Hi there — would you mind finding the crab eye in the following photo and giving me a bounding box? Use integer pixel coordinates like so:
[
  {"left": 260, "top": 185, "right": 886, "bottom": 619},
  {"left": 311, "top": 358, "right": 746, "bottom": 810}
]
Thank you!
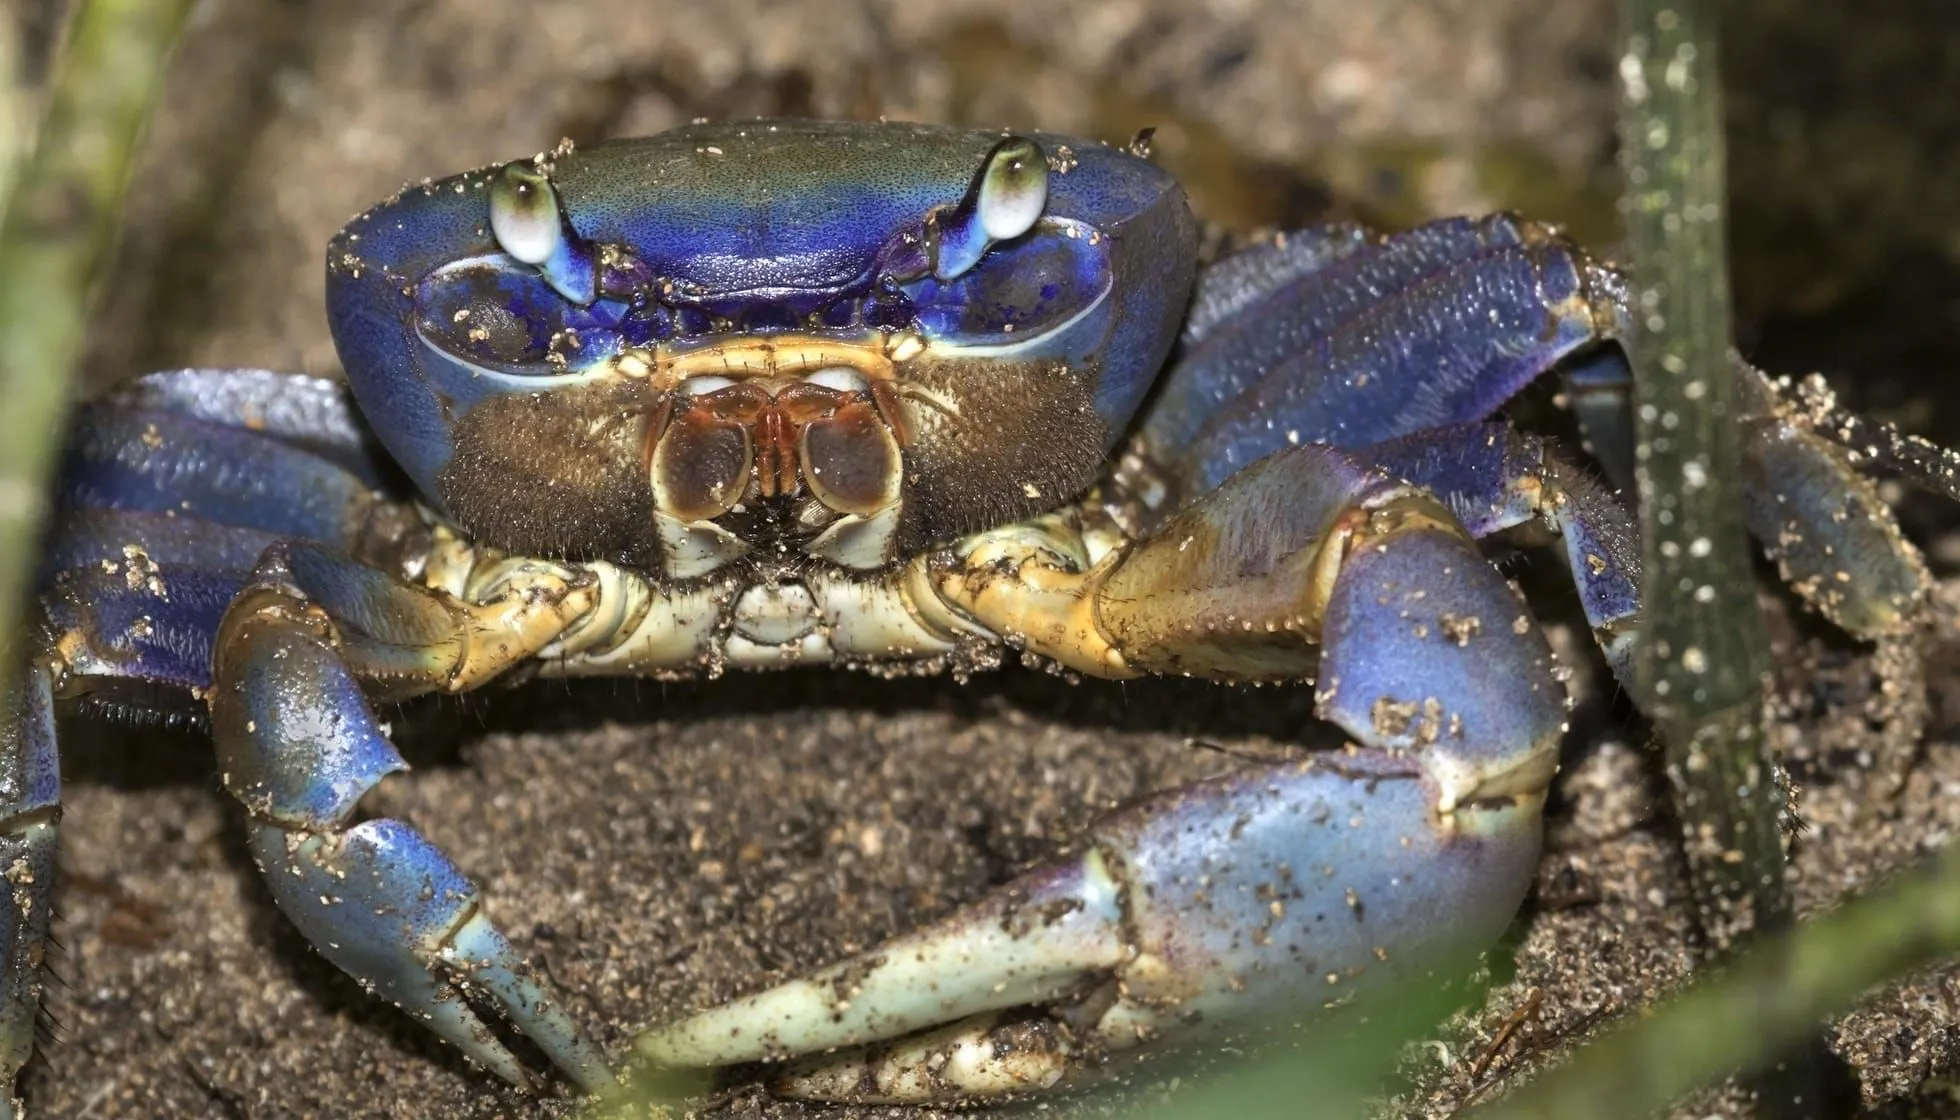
[
  {"left": 930, "top": 136, "right": 1049, "bottom": 281},
  {"left": 488, "top": 162, "right": 598, "bottom": 305},
  {"left": 976, "top": 137, "right": 1047, "bottom": 241},
  {"left": 489, "top": 164, "right": 560, "bottom": 264}
]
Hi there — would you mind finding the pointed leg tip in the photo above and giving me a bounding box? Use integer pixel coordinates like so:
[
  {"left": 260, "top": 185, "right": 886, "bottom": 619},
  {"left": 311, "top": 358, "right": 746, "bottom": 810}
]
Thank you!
[
  {"left": 443, "top": 910, "right": 616, "bottom": 1093},
  {"left": 423, "top": 996, "right": 532, "bottom": 1089}
]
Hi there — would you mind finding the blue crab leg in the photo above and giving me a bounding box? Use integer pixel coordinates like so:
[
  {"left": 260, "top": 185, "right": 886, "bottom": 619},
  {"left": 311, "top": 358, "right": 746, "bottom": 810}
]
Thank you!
[
  {"left": 1736, "top": 371, "right": 1929, "bottom": 640},
  {"left": 1562, "top": 353, "right": 1934, "bottom": 770},
  {"left": 102, "top": 368, "right": 394, "bottom": 486},
  {"left": 2, "top": 552, "right": 372, "bottom": 1116},
  {"left": 1141, "top": 215, "right": 1624, "bottom": 496},
  {"left": 1760, "top": 367, "right": 1960, "bottom": 507},
  {"left": 1731, "top": 364, "right": 1935, "bottom": 761},
  {"left": 8, "top": 539, "right": 312, "bottom": 1116},
  {"left": 44, "top": 369, "right": 400, "bottom": 586},
  {"left": 58, "top": 403, "right": 381, "bottom": 546},
  {"left": 1538, "top": 347, "right": 1927, "bottom": 638},
  {"left": 5, "top": 366, "right": 398, "bottom": 1111},
  {"left": 41, "top": 507, "right": 280, "bottom": 580},
  {"left": 637, "top": 443, "right": 1565, "bottom": 1100},
  {"left": 207, "top": 543, "right": 611, "bottom": 1091},
  {"left": 1368, "top": 422, "right": 1642, "bottom": 682},
  {"left": 1546, "top": 349, "right": 1928, "bottom": 642},
  {"left": 1175, "top": 223, "right": 1372, "bottom": 345},
  {"left": 10, "top": 372, "right": 612, "bottom": 1104},
  {"left": 31, "top": 376, "right": 399, "bottom": 697},
  {"left": 40, "top": 563, "right": 243, "bottom": 692},
  {"left": 0, "top": 661, "right": 61, "bottom": 1120},
  {"left": 1558, "top": 347, "right": 1639, "bottom": 491}
]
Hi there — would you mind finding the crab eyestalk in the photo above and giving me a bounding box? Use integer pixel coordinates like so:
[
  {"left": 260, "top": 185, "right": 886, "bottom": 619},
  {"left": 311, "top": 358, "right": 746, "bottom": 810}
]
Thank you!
[
  {"left": 925, "top": 135, "right": 1049, "bottom": 281},
  {"left": 489, "top": 160, "right": 598, "bottom": 304}
]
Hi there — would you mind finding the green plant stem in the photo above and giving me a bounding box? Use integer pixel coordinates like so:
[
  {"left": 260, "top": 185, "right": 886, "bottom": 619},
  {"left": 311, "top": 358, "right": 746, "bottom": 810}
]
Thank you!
[
  {"left": 1620, "top": 0, "right": 1785, "bottom": 951},
  {"left": 0, "top": 0, "right": 194, "bottom": 682},
  {"left": 0, "top": 10, "right": 28, "bottom": 218},
  {"left": 1617, "top": 4, "right": 1833, "bottom": 1115}
]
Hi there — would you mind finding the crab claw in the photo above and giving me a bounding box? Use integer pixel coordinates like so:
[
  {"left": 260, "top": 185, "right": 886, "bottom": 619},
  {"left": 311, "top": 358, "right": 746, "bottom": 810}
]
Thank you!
[
  {"left": 637, "top": 445, "right": 1563, "bottom": 1100},
  {"left": 210, "top": 544, "right": 613, "bottom": 1092},
  {"left": 638, "top": 752, "right": 1542, "bottom": 1099}
]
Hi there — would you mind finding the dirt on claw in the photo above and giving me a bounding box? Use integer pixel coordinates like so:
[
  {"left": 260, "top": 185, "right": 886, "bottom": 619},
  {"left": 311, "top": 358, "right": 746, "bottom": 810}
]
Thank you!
[{"left": 29, "top": 0, "right": 1960, "bottom": 1116}]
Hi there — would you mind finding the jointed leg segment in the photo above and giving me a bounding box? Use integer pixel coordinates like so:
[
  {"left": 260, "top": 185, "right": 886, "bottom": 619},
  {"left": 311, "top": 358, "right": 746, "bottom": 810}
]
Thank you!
[
  {"left": 0, "top": 664, "right": 59, "bottom": 1120},
  {"left": 209, "top": 542, "right": 612, "bottom": 1091}
]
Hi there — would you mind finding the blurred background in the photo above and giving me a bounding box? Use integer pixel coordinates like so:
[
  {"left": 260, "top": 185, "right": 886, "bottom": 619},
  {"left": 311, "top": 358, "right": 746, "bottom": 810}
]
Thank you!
[{"left": 15, "top": 0, "right": 1960, "bottom": 1115}]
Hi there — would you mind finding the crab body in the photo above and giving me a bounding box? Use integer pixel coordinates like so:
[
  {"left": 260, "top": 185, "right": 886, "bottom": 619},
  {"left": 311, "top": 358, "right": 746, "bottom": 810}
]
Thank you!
[
  {"left": 329, "top": 121, "right": 1193, "bottom": 578},
  {"left": 0, "top": 119, "right": 1938, "bottom": 1112}
]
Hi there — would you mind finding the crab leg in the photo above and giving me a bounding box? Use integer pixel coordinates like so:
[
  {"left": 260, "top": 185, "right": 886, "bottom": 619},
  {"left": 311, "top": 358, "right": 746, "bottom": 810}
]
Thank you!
[
  {"left": 0, "top": 661, "right": 60, "bottom": 1120},
  {"left": 1367, "top": 422, "right": 1642, "bottom": 681},
  {"left": 1734, "top": 364, "right": 1930, "bottom": 638},
  {"left": 208, "top": 542, "right": 613, "bottom": 1091},
  {"left": 11, "top": 369, "right": 637, "bottom": 1098},
  {"left": 0, "top": 372, "right": 416, "bottom": 1115},
  {"left": 636, "top": 443, "right": 1565, "bottom": 1100},
  {"left": 40, "top": 367, "right": 405, "bottom": 593},
  {"left": 1548, "top": 349, "right": 1933, "bottom": 748},
  {"left": 2, "top": 556, "right": 308, "bottom": 1120},
  {"left": 1141, "top": 214, "right": 1624, "bottom": 497},
  {"left": 1151, "top": 212, "right": 1927, "bottom": 682},
  {"left": 1532, "top": 350, "right": 1928, "bottom": 641},
  {"left": 1558, "top": 347, "right": 1640, "bottom": 490},
  {"left": 57, "top": 402, "right": 382, "bottom": 548}
]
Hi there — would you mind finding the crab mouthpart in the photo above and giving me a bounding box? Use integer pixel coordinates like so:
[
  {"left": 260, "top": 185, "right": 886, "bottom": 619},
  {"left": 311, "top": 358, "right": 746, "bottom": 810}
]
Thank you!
[{"left": 640, "top": 333, "right": 916, "bottom": 542}]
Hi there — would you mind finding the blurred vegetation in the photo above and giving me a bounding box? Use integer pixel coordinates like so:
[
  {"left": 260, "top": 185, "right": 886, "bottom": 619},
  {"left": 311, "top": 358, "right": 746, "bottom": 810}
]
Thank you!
[{"left": 0, "top": 0, "right": 195, "bottom": 697}]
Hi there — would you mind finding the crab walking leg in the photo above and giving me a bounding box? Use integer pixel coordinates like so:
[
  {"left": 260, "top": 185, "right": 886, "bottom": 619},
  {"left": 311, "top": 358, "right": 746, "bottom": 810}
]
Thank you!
[
  {"left": 57, "top": 402, "right": 384, "bottom": 547},
  {"left": 101, "top": 369, "right": 397, "bottom": 487},
  {"left": 1733, "top": 363, "right": 1935, "bottom": 770},
  {"left": 1143, "top": 214, "right": 1625, "bottom": 498},
  {"left": 637, "top": 444, "right": 1565, "bottom": 1100},
  {"left": 0, "top": 661, "right": 60, "bottom": 1120},
  {"left": 1558, "top": 347, "right": 1639, "bottom": 492},
  {"left": 208, "top": 543, "right": 613, "bottom": 1091},
  {"left": 1, "top": 561, "right": 262, "bottom": 1115},
  {"left": 0, "top": 536, "right": 384, "bottom": 1113},
  {"left": 1550, "top": 352, "right": 1927, "bottom": 639},
  {"left": 1730, "top": 365, "right": 1931, "bottom": 638},
  {"left": 1557, "top": 351, "right": 1932, "bottom": 749},
  {"left": 1366, "top": 422, "right": 1642, "bottom": 682}
]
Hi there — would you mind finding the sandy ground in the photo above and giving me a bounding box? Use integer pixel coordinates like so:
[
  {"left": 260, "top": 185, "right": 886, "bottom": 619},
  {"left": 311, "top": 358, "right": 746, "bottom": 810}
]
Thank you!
[{"left": 19, "top": 0, "right": 1960, "bottom": 1116}]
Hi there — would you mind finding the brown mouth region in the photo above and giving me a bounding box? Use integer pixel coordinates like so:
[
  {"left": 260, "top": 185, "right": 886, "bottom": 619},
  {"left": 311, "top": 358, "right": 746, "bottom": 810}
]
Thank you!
[{"left": 638, "top": 334, "right": 918, "bottom": 527}]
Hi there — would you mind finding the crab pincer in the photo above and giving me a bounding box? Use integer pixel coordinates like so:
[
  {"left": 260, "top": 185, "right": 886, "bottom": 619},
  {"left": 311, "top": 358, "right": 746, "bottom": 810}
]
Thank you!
[
  {"left": 208, "top": 542, "right": 615, "bottom": 1092},
  {"left": 638, "top": 443, "right": 1564, "bottom": 1099}
]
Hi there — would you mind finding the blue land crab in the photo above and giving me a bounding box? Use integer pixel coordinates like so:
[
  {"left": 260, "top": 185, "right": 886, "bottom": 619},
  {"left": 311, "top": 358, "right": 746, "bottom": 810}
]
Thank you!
[{"left": 0, "top": 118, "right": 1941, "bottom": 1112}]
